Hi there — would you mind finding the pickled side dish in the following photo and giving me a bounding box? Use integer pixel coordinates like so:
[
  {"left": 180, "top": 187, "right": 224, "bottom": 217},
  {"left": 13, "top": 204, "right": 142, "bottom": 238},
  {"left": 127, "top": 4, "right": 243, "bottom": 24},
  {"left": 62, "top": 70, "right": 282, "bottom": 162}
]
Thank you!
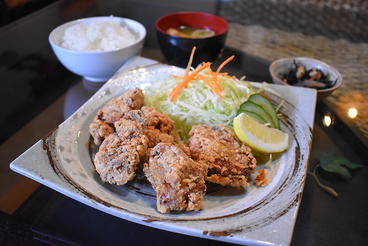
[{"left": 280, "top": 60, "right": 337, "bottom": 90}]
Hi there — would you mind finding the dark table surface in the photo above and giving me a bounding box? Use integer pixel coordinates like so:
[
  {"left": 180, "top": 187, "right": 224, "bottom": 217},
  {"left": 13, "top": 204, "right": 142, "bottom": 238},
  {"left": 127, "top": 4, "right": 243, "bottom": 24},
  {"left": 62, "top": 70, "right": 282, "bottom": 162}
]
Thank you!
[{"left": 1, "top": 0, "right": 367, "bottom": 245}]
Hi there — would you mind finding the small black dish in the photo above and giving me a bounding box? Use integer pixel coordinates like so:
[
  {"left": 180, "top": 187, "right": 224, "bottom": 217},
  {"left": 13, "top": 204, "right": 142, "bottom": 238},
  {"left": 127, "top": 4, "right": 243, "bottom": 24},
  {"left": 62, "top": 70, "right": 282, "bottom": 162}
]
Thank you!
[{"left": 156, "top": 12, "right": 229, "bottom": 68}]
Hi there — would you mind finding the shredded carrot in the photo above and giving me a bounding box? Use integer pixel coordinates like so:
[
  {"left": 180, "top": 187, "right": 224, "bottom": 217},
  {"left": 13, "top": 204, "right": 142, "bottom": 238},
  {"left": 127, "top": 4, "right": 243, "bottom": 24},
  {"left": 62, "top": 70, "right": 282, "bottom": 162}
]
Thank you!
[
  {"left": 203, "top": 67, "right": 222, "bottom": 98},
  {"left": 170, "top": 47, "right": 197, "bottom": 88},
  {"left": 171, "top": 75, "right": 182, "bottom": 79},
  {"left": 185, "top": 47, "right": 196, "bottom": 77},
  {"left": 169, "top": 47, "right": 196, "bottom": 101},
  {"left": 170, "top": 62, "right": 210, "bottom": 101},
  {"left": 197, "top": 74, "right": 218, "bottom": 93},
  {"left": 216, "top": 55, "right": 234, "bottom": 74},
  {"left": 208, "top": 55, "right": 235, "bottom": 99},
  {"left": 169, "top": 48, "right": 235, "bottom": 101},
  {"left": 195, "top": 63, "right": 224, "bottom": 98}
]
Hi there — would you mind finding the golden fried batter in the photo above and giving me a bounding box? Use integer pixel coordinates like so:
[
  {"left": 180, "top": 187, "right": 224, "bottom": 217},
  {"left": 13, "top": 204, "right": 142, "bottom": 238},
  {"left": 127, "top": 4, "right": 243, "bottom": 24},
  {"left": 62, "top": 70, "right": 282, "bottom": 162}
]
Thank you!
[
  {"left": 89, "top": 88, "right": 144, "bottom": 145},
  {"left": 124, "top": 107, "right": 190, "bottom": 158},
  {"left": 93, "top": 119, "right": 149, "bottom": 185},
  {"left": 93, "top": 105, "right": 188, "bottom": 188},
  {"left": 114, "top": 118, "right": 149, "bottom": 158},
  {"left": 89, "top": 118, "right": 114, "bottom": 146},
  {"left": 187, "top": 125, "right": 257, "bottom": 188},
  {"left": 141, "top": 107, "right": 182, "bottom": 143},
  {"left": 144, "top": 143, "right": 206, "bottom": 213},
  {"left": 254, "top": 169, "right": 269, "bottom": 187}
]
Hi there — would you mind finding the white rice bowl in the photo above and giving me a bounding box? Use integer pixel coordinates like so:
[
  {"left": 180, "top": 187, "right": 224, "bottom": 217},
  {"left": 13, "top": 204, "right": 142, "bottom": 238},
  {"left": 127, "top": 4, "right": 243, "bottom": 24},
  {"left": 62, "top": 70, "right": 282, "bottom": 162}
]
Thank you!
[
  {"left": 61, "top": 16, "right": 137, "bottom": 52},
  {"left": 49, "top": 16, "right": 146, "bottom": 81}
]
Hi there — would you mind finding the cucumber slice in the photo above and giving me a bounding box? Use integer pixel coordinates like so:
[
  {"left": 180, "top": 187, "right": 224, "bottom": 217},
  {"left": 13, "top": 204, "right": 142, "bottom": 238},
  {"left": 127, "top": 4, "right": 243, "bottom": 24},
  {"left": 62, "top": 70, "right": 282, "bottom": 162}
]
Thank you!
[
  {"left": 248, "top": 93, "right": 280, "bottom": 129},
  {"left": 237, "top": 110, "right": 269, "bottom": 126},
  {"left": 238, "top": 101, "right": 277, "bottom": 128}
]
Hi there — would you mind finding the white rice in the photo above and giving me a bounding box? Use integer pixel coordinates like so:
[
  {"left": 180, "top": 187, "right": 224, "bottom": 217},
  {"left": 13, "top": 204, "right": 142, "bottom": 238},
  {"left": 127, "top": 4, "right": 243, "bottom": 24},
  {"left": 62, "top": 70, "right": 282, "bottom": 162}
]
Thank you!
[{"left": 61, "top": 16, "right": 137, "bottom": 52}]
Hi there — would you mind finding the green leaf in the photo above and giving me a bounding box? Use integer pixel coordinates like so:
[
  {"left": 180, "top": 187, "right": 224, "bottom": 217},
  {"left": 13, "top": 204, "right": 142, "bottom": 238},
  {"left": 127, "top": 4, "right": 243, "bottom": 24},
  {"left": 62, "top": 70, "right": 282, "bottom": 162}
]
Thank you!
[
  {"left": 333, "top": 157, "right": 363, "bottom": 169},
  {"left": 321, "top": 160, "right": 352, "bottom": 177},
  {"left": 318, "top": 149, "right": 363, "bottom": 177}
]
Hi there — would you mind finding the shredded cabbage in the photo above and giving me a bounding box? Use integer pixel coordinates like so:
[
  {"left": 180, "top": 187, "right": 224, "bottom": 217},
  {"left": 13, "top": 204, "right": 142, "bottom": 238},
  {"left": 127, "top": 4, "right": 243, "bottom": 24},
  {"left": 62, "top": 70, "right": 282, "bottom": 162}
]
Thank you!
[{"left": 144, "top": 66, "right": 265, "bottom": 141}]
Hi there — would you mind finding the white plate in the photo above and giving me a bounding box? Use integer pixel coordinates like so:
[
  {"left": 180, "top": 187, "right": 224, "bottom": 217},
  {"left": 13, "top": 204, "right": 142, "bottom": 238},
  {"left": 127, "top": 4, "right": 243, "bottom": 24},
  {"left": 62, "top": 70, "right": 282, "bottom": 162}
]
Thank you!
[{"left": 10, "top": 57, "right": 316, "bottom": 246}]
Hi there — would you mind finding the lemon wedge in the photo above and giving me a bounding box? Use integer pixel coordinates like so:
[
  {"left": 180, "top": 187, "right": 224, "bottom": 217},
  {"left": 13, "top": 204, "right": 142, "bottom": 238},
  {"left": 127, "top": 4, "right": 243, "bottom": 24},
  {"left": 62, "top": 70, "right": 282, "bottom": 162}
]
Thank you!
[{"left": 233, "top": 113, "right": 289, "bottom": 153}]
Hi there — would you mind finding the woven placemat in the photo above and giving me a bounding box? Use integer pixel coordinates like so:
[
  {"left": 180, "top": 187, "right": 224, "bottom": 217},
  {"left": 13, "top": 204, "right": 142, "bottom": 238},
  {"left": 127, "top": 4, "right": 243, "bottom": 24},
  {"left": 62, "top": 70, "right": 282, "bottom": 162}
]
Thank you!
[
  {"left": 225, "top": 23, "right": 368, "bottom": 137},
  {"left": 218, "top": 0, "right": 368, "bottom": 42}
]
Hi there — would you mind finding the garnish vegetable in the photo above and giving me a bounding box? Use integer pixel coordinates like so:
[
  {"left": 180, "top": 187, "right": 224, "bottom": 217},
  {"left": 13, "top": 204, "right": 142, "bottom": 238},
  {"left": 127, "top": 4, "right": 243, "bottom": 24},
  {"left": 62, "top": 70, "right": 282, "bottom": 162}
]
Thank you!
[
  {"left": 233, "top": 113, "right": 288, "bottom": 154},
  {"left": 170, "top": 47, "right": 234, "bottom": 101},
  {"left": 237, "top": 101, "right": 276, "bottom": 128},
  {"left": 237, "top": 93, "right": 281, "bottom": 129},
  {"left": 144, "top": 47, "right": 261, "bottom": 140}
]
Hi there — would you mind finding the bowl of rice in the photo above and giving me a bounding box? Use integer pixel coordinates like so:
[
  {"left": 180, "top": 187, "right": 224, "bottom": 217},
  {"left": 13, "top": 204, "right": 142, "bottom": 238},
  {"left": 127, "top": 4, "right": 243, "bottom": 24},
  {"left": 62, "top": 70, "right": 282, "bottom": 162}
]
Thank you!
[{"left": 49, "top": 16, "right": 146, "bottom": 82}]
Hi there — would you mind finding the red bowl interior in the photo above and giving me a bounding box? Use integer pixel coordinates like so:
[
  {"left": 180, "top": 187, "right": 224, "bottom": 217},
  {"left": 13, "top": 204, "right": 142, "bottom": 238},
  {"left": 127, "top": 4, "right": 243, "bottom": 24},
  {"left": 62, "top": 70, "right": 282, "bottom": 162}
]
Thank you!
[{"left": 156, "top": 11, "right": 228, "bottom": 36}]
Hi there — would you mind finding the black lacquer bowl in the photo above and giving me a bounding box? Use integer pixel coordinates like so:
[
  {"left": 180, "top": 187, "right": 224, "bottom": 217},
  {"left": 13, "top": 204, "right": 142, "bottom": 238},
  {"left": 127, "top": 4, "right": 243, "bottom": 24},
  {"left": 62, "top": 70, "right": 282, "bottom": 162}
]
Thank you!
[{"left": 156, "top": 12, "right": 229, "bottom": 68}]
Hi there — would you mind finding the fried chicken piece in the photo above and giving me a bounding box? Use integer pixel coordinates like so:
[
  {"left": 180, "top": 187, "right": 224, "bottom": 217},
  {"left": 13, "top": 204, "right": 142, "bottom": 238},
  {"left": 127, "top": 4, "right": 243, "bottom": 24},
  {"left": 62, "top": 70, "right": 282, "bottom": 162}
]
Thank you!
[
  {"left": 140, "top": 107, "right": 182, "bottom": 143},
  {"left": 93, "top": 104, "right": 189, "bottom": 188},
  {"left": 187, "top": 125, "right": 257, "bottom": 188},
  {"left": 89, "top": 87, "right": 144, "bottom": 145},
  {"left": 144, "top": 143, "right": 206, "bottom": 213},
  {"left": 114, "top": 118, "right": 149, "bottom": 157},
  {"left": 123, "top": 107, "right": 190, "bottom": 158},
  {"left": 142, "top": 107, "right": 190, "bottom": 156},
  {"left": 254, "top": 169, "right": 269, "bottom": 187},
  {"left": 93, "top": 119, "right": 149, "bottom": 185},
  {"left": 89, "top": 118, "right": 114, "bottom": 146}
]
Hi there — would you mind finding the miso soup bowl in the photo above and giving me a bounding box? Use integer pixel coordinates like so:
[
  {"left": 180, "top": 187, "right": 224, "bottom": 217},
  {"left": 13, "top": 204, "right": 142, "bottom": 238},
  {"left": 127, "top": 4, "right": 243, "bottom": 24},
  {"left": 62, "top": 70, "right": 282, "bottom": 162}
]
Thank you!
[
  {"left": 49, "top": 16, "right": 146, "bottom": 82},
  {"left": 156, "top": 12, "right": 229, "bottom": 68}
]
